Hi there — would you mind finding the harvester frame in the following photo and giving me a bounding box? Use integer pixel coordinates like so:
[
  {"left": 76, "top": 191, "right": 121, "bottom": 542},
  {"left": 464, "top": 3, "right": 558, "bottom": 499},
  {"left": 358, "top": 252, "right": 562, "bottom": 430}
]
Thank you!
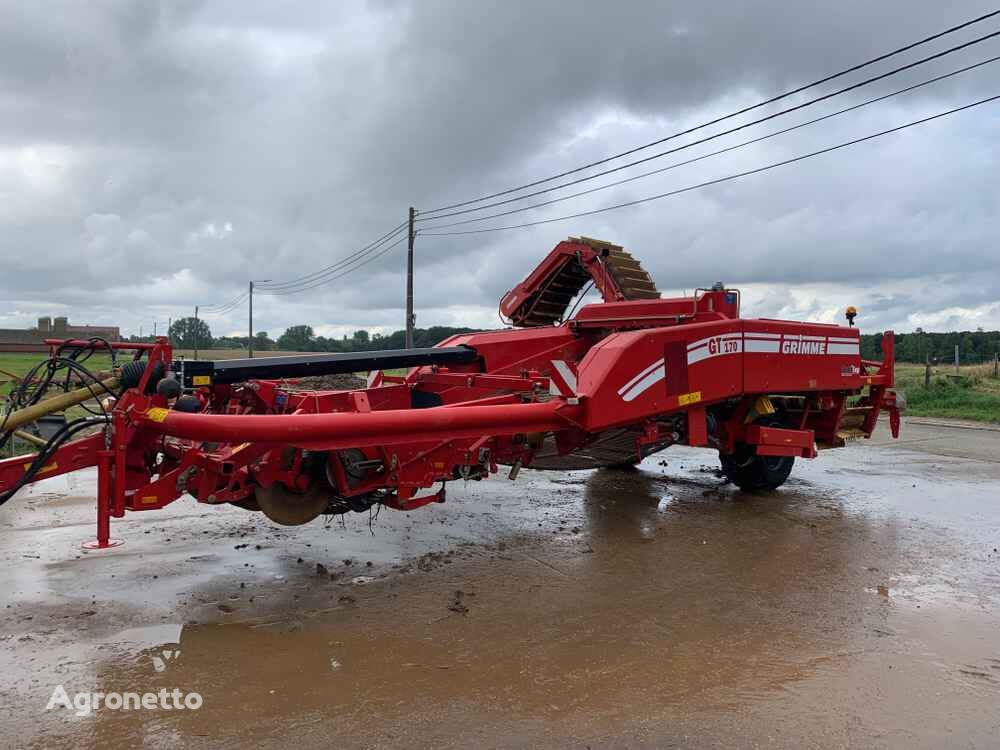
[{"left": 0, "top": 237, "right": 901, "bottom": 547}]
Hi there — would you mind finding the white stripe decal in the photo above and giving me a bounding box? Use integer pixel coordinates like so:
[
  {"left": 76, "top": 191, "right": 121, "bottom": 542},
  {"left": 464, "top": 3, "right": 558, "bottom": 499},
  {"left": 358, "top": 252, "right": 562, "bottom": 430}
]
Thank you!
[
  {"left": 618, "top": 330, "right": 860, "bottom": 401},
  {"left": 745, "top": 339, "right": 780, "bottom": 353},
  {"left": 550, "top": 360, "right": 577, "bottom": 394},
  {"left": 827, "top": 343, "right": 861, "bottom": 355},
  {"left": 618, "top": 358, "right": 664, "bottom": 396},
  {"left": 622, "top": 363, "right": 666, "bottom": 402}
]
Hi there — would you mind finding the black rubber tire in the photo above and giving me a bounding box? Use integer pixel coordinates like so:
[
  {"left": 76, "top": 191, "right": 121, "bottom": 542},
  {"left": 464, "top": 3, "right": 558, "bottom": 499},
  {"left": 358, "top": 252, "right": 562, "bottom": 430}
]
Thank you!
[
  {"left": 606, "top": 461, "right": 640, "bottom": 471},
  {"left": 720, "top": 448, "right": 794, "bottom": 491},
  {"left": 720, "top": 418, "right": 795, "bottom": 491}
]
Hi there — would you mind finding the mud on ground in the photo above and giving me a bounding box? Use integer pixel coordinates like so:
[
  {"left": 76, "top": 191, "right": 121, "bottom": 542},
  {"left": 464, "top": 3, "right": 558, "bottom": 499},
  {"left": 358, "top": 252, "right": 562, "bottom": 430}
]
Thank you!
[{"left": 1, "top": 419, "right": 998, "bottom": 748}]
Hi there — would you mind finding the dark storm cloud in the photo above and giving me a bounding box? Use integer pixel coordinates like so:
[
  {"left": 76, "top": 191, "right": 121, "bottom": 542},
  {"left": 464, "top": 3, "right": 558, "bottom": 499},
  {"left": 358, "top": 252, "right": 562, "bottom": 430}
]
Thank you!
[{"left": 1, "top": 0, "right": 998, "bottom": 337}]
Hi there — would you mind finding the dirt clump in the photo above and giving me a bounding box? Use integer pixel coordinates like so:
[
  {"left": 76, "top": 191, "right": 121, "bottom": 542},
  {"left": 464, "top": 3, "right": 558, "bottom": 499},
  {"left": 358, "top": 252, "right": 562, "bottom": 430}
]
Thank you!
[{"left": 283, "top": 373, "right": 366, "bottom": 391}]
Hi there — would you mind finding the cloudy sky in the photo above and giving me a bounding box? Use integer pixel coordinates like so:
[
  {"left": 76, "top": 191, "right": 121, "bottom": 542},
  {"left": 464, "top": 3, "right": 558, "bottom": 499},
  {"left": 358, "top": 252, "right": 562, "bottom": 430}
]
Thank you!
[{"left": 2, "top": 1, "right": 999, "bottom": 340}]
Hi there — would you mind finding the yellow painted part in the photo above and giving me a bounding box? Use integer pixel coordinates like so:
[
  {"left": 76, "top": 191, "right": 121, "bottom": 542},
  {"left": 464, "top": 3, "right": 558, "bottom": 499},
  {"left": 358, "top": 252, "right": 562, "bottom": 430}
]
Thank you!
[
  {"left": 25, "top": 461, "right": 58, "bottom": 475},
  {"left": 755, "top": 396, "right": 776, "bottom": 415},
  {"left": 146, "top": 407, "right": 170, "bottom": 423},
  {"left": 1, "top": 375, "right": 120, "bottom": 432},
  {"left": 745, "top": 395, "right": 776, "bottom": 423}
]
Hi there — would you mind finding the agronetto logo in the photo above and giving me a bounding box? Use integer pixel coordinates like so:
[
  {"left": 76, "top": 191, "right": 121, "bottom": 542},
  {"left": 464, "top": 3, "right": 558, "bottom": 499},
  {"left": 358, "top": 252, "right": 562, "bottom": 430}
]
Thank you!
[{"left": 46, "top": 685, "right": 203, "bottom": 717}]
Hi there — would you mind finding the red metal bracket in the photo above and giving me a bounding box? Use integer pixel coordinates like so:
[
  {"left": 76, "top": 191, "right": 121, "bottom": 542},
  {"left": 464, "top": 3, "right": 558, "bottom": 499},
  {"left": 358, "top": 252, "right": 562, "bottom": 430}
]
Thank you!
[
  {"left": 745, "top": 424, "right": 817, "bottom": 458},
  {"left": 384, "top": 485, "right": 446, "bottom": 511}
]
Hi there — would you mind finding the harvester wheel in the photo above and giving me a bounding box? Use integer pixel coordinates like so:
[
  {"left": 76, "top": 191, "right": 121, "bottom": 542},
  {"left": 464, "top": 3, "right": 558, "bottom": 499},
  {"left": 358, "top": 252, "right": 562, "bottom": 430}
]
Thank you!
[
  {"left": 253, "top": 482, "right": 330, "bottom": 526},
  {"left": 231, "top": 496, "right": 261, "bottom": 512},
  {"left": 720, "top": 419, "right": 794, "bottom": 492}
]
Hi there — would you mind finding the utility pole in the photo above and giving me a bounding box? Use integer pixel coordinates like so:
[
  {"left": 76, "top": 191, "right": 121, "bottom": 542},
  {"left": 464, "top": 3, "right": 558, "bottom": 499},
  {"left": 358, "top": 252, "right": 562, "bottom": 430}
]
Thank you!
[
  {"left": 405, "top": 206, "right": 416, "bottom": 349},
  {"left": 955, "top": 344, "right": 960, "bottom": 375},
  {"left": 167, "top": 317, "right": 172, "bottom": 344},
  {"left": 194, "top": 305, "right": 200, "bottom": 360},
  {"left": 249, "top": 281, "right": 254, "bottom": 359},
  {"left": 153, "top": 321, "right": 157, "bottom": 338},
  {"left": 249, "top": 280, "right": 271, "bottom": 359}
]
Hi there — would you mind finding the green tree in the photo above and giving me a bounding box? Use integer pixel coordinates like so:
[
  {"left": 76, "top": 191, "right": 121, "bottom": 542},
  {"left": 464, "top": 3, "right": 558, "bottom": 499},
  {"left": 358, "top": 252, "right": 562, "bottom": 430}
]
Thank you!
[
  {"left": 277, "top": 325, "right": 315, "bottom": 351},
  {"left": 352, "top": 329, "right": 370, "bottom": 344},
  {"left": 169, "top": 317, "right": 213, "bottom": 349},
  {"left": 253, "top": 331, "right": 274, "bottom": 351}
]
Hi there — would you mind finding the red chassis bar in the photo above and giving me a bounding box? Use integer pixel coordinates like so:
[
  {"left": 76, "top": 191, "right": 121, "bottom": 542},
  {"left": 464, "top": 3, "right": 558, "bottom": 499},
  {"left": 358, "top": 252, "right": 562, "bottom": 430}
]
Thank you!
[{"left": 143, "top": 400, "right": 578, "bottom": 450}]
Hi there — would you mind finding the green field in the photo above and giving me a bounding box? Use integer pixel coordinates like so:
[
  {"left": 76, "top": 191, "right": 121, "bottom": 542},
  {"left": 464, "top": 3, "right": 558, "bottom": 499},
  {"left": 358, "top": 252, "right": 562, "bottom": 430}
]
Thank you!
[
  {"left": 0, "top": 351, "right": 116, "bottom": 397},
  {"left": 894, "top": 362, "right": 1000, "bottom": 424}
]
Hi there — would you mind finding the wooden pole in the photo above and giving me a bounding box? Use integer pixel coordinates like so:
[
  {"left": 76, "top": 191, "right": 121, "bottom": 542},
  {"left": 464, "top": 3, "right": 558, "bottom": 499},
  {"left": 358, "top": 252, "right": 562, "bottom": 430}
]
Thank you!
[
  {"left": 405, "top": 207, "right": 416, "bottom": 349},
  {"left": 925, "top": 354, "right": 931, "bottom": 388},
  {"left": 249, "top": 281, "right": 254, "bottom": 359},
  {"left": 954, "top": 344, "right": 959, "bottom": 375}
]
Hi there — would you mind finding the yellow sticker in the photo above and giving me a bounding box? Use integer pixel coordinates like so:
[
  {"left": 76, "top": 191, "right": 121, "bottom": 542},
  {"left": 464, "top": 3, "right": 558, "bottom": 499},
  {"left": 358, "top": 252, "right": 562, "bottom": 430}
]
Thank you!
[
  {"left": 192, "top": 375, "right": 212, "bottom": 386},
  {"left": 24, "top": 461, "right": 58, "bottom": 475},
  {"left": 146, "top": 407, "right": 170, "bottom": 423},
  {"left": 678, "top": 391, "right": 702, "bottom": 406},
  {"left": 140, "top": 495, "right": 159, "bottom": 504}
]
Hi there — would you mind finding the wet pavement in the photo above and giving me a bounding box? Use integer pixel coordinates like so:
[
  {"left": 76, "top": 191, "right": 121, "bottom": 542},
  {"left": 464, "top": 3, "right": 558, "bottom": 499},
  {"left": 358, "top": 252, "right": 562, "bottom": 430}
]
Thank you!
[{"left": 1, "top": 418, "right": 998, "bottom": 748}]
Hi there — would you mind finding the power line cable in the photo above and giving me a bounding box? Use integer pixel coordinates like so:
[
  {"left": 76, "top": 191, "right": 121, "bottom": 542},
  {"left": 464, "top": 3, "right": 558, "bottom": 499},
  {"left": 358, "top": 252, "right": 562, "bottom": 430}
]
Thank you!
[
  {"left": 192, "top": 222, "right": 407, "bottom": 310},
  {"left": 421, "top": 92, "right": 1000, "bottom": 236},
  {"left": 256, "top": 236, "right": 409, "bottom": 296},
  {"left": 200, "top": 290, "right": 249, "bottom": 312},
  {"left": 420, "top": 9, "right": 1000, "bottom": 215},
  {"left": 419, "top": 31, "right": 1000, "bottom": 225},
  {"left": 200, "top": 291, "right": 250, "bottom": 317},
  {"left": 419, "top": 53, "right": 1000, "bottom": 231},
  {"left": 253, "top": 227, "right": 408, "bottom": 296},
  {"left": 255, "top": 220, "right": 408, "bottom": 291}
]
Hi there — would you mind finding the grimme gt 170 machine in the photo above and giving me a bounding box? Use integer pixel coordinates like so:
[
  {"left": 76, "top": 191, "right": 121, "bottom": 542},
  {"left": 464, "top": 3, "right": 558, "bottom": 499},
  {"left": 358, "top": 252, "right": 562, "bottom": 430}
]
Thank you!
[{"left": 0, "top": 237, "right": 901, "bottom": 548}]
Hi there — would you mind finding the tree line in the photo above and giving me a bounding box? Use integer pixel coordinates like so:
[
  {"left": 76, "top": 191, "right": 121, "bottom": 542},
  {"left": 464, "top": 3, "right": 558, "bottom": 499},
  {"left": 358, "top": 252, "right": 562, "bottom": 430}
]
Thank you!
[
  {"left": 862, "top": 329, "right": 1000, "bottom": 364},
  {"left": 157, "top": 318, "right": 478, "bottom": 353}
]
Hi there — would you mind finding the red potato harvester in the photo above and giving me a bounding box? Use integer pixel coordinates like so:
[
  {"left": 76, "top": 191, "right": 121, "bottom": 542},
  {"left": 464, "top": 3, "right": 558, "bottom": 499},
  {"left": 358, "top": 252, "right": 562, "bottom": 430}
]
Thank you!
[{"left": 0, "top": 237, "right": 901, "bottom": 548}]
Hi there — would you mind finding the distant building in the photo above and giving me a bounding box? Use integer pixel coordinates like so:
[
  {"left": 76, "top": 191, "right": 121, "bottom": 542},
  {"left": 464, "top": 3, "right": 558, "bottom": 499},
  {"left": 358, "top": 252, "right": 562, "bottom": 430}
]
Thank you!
[{"left": 0, "top": 316, "right": 121, "bottom": 353}]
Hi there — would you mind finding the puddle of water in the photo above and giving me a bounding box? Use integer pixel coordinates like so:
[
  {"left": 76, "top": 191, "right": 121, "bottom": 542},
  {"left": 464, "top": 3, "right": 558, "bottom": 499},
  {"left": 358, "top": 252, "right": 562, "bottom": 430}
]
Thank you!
[{"left": 3, "top": 437, "right": 1000, "bottom": 748}]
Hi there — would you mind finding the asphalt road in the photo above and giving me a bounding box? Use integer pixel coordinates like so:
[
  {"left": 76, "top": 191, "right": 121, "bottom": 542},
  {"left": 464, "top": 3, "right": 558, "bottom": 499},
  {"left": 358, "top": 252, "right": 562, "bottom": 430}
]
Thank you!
[{"left": 1, "top": 417, "right": 998, "bottom": 748}]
